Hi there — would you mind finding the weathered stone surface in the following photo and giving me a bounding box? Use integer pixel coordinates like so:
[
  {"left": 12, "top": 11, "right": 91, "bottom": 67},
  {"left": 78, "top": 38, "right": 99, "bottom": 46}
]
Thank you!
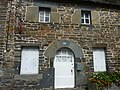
[
  {"left": 72, "top": 9, "right": 81, "bottom": 24},
  {"left": 0, "top": 0, "right": 120, "bottom": 90},
  {"left": 25, "top": 6, "right": 39, "bottom": 22},
  {"left": 50, "top": 12, "right": 59, "bottom": 23}
]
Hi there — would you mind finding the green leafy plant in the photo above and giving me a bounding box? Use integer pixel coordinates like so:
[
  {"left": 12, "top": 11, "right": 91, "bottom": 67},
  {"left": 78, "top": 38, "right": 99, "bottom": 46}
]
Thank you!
[{"left": 89, "top": 72, "right": 120, "bottom": 90}]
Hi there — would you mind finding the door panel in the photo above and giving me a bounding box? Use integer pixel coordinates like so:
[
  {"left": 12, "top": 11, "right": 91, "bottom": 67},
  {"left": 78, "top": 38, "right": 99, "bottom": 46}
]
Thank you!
[{"left": 54, "top": 48, "right": 74, "bottom": 88}]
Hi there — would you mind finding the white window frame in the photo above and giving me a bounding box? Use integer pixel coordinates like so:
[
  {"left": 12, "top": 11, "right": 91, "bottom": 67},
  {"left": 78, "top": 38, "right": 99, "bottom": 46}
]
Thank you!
[
  {"left": 93, "top": 48, "right": 106, "bottom": 72},
  {"left": 81, "top": 11, "right": 91, "bottom": 25},
  {"left": 39, "top": 10, "right": 50, "bottom": 23}
]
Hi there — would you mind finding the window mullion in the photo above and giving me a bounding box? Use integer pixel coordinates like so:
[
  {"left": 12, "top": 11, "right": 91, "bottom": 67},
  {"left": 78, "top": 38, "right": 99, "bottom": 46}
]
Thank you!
[
  {"left": 44, "top": 11, "right": 45, "bottom": 22},
  {"left": 49, "top": 12, "right": 50, "bottom": 22},
  {"left": 88, "top": 15, "right": 90, "bottom": 24},
  {"left": 84, "top": 14, "right": 86, "bottom": 24}
]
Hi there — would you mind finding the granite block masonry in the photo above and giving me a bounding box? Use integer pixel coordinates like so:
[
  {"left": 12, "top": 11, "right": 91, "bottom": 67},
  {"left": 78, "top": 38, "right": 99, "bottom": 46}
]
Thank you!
[{"left": 0, "top": 0, "right": 120, "bottom": 90}]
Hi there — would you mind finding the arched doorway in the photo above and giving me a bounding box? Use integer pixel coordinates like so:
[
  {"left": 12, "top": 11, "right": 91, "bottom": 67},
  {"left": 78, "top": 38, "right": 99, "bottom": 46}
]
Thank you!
[{"left": 54, "top": 48, "right": 75, "bottom": 89}]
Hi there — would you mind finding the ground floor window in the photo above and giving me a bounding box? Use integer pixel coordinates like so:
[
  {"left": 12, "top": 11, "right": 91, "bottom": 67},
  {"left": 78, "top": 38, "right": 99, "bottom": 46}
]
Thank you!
[
  {"left": 20, "top": 47, "right": 39, "bottom": 74},
  {"left": 93, "top": 48, "right": 106, "bottom": 72}
]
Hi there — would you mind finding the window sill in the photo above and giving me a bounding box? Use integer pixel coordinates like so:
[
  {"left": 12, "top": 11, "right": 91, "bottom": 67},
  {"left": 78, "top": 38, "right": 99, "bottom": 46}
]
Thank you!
[
  {"left": 14, "top": 74, "right": 43, "bottom": 81},
  {"left": 80, "top": 23, "right": 91, "bottom": 26},
  {"left": 39, "top": 21, "right": 50, "bottom": 24}
]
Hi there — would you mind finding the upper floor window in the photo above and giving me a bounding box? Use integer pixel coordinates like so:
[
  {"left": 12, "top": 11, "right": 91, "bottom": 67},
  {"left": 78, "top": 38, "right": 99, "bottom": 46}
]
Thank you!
[
  {"left": 81, "top": 11, "right": 91, "bottom": 25},
  {"left": 39, "top": 7, "right": 50, "bottom": 23}
]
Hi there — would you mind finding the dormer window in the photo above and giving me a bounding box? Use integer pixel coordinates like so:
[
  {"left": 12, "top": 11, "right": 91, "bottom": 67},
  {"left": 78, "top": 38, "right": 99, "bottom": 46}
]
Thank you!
[
  {"left": 39, "top": 7, "right": 50, "bottom": 23},
  {"left": 81, "top": 11, "right": 91, "bottom": 25}
]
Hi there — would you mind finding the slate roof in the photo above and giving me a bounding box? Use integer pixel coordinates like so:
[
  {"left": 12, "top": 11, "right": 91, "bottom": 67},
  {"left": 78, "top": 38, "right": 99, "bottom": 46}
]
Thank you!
[
  {"left": 41, "top": 0, "right": 120, "bottom": 7},
  {"left": 82, "top": 0, "right": 120, "bottom": 6}
]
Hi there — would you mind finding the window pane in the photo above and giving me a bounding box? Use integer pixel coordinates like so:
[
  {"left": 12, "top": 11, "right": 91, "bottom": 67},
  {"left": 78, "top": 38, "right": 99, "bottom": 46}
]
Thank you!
[
  {"left": 40, "top": 11, "right": 44, "bottom": 16},
  {"left": 56, "top": 56, "right": 61, "bottom": 62},
  {"left": 85, "top": 19, "right": 89, "bottom": 24},
  {"left": 45, "top": 17, "right": 49, "bottom": 22},
  {"left": 85, "top": 13, "right": 89, "bottom": 18},
  {"left": 81, "top": 19, "right": 84, "bottom": 23},
  {"left": 45, "top": 12, "right": 50, "bottom": 16},
  {"left": 40, "top": 11, "right": 45, "bottom": 22},
  {"left": 40, "top": 16, "right": 44, "bottom": 21},
  {"left": 67, "top": 56, "right": 72, "bottom": 62},
  {"left": 68, "top": 51, "right": 72, "bottom": 55},
  {"left": 81, "top": 13, "right": 84, "bottom": 18}
]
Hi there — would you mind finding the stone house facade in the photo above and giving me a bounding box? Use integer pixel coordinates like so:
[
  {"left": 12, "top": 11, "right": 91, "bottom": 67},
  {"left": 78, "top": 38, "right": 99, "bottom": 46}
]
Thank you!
[{"left": 0, "top": 0, "right": 120, "bottom": 90}]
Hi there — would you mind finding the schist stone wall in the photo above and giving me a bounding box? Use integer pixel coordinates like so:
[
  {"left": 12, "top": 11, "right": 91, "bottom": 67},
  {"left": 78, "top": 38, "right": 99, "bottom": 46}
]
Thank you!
[{"left": 0, "top": 0, "right": 120, "bottom": 90}]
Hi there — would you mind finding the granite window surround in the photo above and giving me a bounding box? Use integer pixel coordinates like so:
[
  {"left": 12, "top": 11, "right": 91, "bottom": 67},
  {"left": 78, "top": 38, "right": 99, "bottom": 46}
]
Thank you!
[{"left": 25, "top": 5, "right": 99, "bottom": 25}]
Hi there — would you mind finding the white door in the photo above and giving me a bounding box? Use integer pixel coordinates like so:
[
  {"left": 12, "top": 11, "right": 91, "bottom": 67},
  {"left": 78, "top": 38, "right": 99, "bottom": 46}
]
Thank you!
[
  {"left": 20, "top": 47, "right": 39, "bottom": 74},
  {"left": 54, "top": 48, "right": 75, "bottom": 89}
]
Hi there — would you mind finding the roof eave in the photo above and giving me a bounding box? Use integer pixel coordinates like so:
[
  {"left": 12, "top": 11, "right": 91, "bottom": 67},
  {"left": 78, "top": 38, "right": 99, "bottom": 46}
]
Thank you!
[{"left": 39, "top": 0, "right": 120, "bottom": 7}]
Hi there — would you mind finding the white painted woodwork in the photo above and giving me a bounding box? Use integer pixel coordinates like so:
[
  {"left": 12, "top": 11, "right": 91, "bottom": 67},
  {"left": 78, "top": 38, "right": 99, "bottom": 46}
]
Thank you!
[
  {"left": 20, "top": 47, "right": 39, "bottom": 74},
  {"left": 54, "top": 48, "right": 75, "bottom": 88},
  {"left": 93, "top": 48, "right": 106, "bottom": 72}
]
